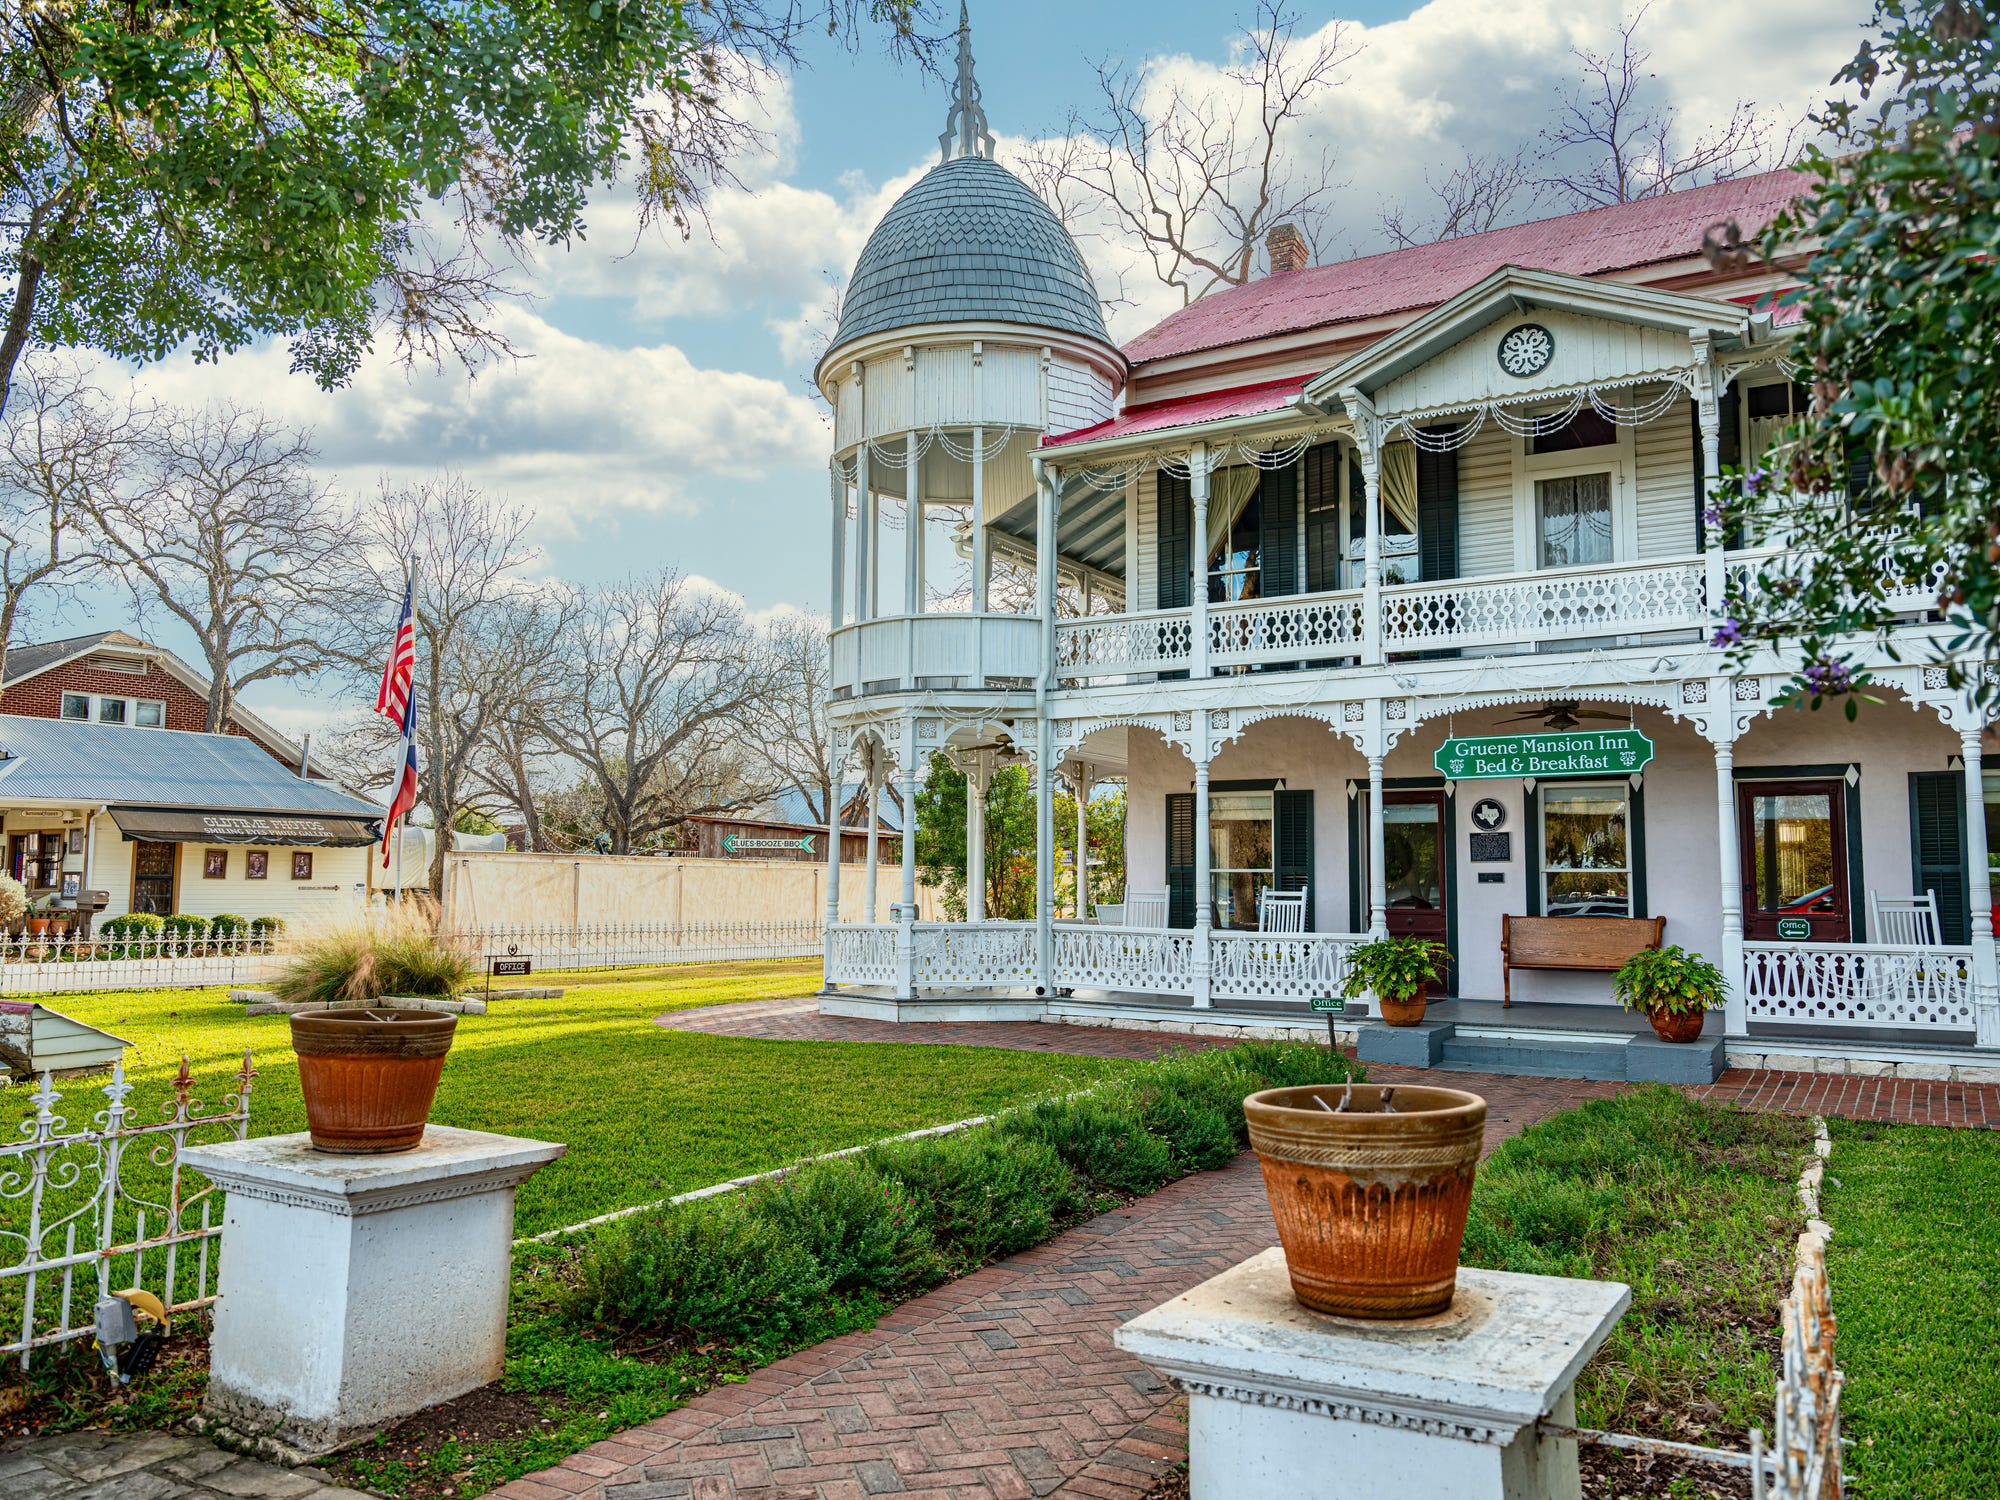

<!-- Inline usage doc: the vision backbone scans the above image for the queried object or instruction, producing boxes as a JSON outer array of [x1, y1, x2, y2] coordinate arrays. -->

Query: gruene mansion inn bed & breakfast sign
[[1433, 730, 1656, 780]]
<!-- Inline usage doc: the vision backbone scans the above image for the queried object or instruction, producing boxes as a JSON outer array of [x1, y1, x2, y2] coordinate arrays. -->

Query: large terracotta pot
[[291, 1010, 458, 1154], [1646, 1006, 1708, 1043], [1376, 992, 1428, 1027], [1245, 1083, 1486, 1319]]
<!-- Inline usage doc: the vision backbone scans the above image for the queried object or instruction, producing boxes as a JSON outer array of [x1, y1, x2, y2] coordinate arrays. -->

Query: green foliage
[[453, 808, 503, 836], [1001, 1090, 1178, 1195], [207, 913, 249, 940], [249, 916, 286, 939], [1825, 1120, 2000, 1497], [1613, 944, 1727, 1016], [915, 753, 1126, 921], [160, 913, 210, 940], [744, 1159, 942, 1298], [269, 907, 474, 1004], [1716, 1, 2000, 708], [1461, 1088, 1809, 1444], [1338, 935, 1450, 1004], [864, 1130, 1084, 1269], [98, 912, 164, 940]]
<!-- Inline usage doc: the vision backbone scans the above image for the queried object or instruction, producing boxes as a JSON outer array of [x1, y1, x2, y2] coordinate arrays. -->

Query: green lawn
[[1825, 1120, 2000, 1499], [0, 961, 1135, 1239]]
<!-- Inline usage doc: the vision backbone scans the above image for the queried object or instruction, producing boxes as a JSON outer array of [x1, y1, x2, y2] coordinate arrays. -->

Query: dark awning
[[107, 807, 381, 848]]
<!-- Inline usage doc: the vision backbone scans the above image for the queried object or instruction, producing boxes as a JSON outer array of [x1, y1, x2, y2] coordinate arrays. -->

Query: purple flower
[[1711, 618, 1743, 649], [1802, 657, 1854, 696], [1702, 505, 1727, 530], [1742, 466, 1765, 499]]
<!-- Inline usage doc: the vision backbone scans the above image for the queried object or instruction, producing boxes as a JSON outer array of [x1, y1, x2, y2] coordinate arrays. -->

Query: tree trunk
[[0, 249, 47, 422]]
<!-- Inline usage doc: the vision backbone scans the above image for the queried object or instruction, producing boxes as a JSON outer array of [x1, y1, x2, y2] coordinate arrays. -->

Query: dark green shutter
[[1157, 471, 1192, 610], [1347, 457, 1367, 550], [1274, 790, 1314, 929], [1260, 463, 1299, 597], [1416, 440, 1458, 582], [1167, 793, 1196, 929], [1304, 444, 1340, 593], [1909, 772, 1970, 943]]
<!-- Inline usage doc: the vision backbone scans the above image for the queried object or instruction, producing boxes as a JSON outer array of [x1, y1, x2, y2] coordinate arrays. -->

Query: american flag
[[376, 572, 416, 726], [381, 693, 420, 868]]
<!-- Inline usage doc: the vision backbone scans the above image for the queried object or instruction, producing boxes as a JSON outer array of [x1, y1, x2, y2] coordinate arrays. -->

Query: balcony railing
[[831, 613, 1042, 697], [1380, 555, 1708, 651]]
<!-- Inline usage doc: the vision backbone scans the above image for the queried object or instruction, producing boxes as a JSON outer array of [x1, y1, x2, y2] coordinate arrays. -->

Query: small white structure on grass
[[0, 1000, 131, 1078]]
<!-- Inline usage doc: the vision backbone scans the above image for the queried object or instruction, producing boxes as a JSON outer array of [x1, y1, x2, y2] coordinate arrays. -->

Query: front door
[[1383, 790, 1449, 959], [1738, 780, 1852, 942], [131, 841, 177, 916]]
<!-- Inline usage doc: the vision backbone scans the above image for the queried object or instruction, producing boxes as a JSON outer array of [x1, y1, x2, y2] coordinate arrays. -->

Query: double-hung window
[[1540, 783, 1631, 916], [1535, 474, 1614, 568]]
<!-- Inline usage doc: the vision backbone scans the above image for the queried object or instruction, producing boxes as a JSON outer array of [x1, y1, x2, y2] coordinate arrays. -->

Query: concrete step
[[1436, 1034, 1630, 1081]]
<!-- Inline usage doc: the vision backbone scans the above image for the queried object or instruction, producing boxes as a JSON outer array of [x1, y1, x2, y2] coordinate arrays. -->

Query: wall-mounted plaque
[[1469, 832, 1512, 863], [1477, 871, 1505, 885]]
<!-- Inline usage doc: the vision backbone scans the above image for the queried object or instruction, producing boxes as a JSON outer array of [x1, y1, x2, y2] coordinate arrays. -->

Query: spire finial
[[939, 2, 995, 163]]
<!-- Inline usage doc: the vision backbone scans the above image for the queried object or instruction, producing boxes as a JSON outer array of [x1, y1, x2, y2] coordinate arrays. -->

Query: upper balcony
[[831, 613, 1042, 697]]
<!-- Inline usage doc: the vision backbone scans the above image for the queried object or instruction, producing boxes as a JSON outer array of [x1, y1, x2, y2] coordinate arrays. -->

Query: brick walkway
[[0, 1429, 357, 1499], [502, 1006, 1998, 1500]]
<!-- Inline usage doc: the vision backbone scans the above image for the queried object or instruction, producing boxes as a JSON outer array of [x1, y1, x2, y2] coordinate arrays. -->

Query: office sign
[[490, 957, 532, 978], [1775, 917, 1813, 941], [1434, 729, 1654, 781], [1309, 996, 1346, 1014]]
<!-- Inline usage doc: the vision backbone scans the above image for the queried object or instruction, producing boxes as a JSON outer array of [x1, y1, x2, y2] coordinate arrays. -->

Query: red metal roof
[[1043, 374, 1311, 449], [1122, 168, 1807, 367]]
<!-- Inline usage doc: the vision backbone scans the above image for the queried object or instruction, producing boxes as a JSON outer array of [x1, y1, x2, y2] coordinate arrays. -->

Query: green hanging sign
[[1434, 729, 1654, 781], [723, 833, 816, 854]]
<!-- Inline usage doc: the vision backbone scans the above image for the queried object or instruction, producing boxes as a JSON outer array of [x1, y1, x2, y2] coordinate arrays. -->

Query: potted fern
[[1339, 935, 1450, 1027], [1613, 944, 1725, 1042]]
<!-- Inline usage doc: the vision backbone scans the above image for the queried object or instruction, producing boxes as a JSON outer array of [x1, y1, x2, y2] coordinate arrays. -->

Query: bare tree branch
[[1378, 148, 1540, 247]]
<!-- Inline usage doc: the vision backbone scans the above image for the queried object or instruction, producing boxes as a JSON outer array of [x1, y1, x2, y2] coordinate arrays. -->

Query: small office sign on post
[[1434, 729, 1654, 780]]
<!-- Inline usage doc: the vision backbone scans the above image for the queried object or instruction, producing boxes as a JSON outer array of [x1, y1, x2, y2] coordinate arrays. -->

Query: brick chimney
[[1266, 222, 1309, 276]]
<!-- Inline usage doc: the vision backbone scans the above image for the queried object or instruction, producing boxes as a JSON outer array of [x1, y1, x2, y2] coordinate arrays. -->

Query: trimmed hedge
[[564, 1040, 1360, 1348]]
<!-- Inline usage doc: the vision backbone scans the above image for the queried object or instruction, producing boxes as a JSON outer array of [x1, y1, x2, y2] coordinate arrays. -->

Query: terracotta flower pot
[[290, 1009, 458, 1154], [1245, 1083, 1486, 1320], [1376, 991, 1428, 1027], [1646, 1006, 1707, 1043], [26, 918, 48, 936]]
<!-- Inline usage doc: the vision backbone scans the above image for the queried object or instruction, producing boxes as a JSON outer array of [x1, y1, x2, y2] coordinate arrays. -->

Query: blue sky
[[62, 0, 1868, 740]]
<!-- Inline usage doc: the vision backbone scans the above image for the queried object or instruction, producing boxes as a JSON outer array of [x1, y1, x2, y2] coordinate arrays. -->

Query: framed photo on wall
[[291, 851, 313, 880], [246, 851, 269, 880], [204, 849, 228, 879], [61, 872, 80, 898], [67, 829, 85, 856]]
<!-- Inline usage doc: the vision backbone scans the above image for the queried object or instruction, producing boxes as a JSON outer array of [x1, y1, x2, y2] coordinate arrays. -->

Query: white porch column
[[822, 742, 844, 987], [1034, 457, 1058, 995], [1694, 338, 1727, 615], [828, 459, 847, 629], [1346, 393, 1385, 666], [904, 430, 922, 688], [1073, 760, 1092, 919], [1963, 726, 1999, 1047], [863, 745, 883, 923], [1711, 700, 1748, 1036], [1367, 751, 1389, 940], [1190, 445, 1212, 678], [895, 719, 920, 999], [1035, 728, 1055, 993], [971, 423, 990, 684], [1193, 738, 1213, 1008], [965, 750, 990, 924], [855, 442, 875, 624]]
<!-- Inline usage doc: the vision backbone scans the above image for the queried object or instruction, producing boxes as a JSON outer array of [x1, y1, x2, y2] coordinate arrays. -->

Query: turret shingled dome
[[827, 155, 1112, 360]]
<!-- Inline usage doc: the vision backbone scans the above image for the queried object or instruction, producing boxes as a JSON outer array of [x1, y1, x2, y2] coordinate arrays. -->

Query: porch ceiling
[[989, 473, 1127, 578]]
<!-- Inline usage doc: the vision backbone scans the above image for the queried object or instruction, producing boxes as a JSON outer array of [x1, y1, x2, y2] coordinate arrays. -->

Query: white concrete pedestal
[[182, 1124, 565, 1459], [1115, 1248, 1629, 1500]]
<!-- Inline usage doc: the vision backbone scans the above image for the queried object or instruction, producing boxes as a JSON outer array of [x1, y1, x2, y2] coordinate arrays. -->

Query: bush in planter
[[1613, 945, 1725, 1040], [1339, 935, 1451, 1017], [271, 906, 476, 1005]]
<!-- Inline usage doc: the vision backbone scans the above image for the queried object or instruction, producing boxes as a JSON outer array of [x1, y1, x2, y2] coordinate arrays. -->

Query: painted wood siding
[[1455, 424, 1515, 577], [1134, 467, 1158, 612], [1634, 399, 1697, 558], [1377, 310, 1695, 419]]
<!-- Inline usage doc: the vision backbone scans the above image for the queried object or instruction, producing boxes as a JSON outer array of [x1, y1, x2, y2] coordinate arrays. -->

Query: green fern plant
[[1613, 945, 1726, 1018], [1339, 935, 1450, 1005]]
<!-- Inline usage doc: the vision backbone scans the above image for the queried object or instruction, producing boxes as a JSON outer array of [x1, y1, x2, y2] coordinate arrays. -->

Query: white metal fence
[[0, 932, 288, 996], [449, 919, 824, 974], [1, 1054, 254, 1369]]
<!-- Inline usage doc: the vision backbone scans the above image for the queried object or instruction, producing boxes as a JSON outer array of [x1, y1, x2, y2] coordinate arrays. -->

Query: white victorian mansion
[[811, 16, 1999, 1087]]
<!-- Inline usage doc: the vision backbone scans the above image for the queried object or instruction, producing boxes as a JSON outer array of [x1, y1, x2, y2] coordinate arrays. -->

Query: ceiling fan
[[1495, 700, 1629, 732]]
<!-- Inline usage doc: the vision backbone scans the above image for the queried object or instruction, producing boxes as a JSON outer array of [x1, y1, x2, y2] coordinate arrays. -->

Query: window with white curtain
[[1536, 473, 1614, 568]]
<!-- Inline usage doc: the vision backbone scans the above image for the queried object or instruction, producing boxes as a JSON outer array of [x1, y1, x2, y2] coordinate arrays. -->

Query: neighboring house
[[0, 715, 382, 927], [677, 785, 904, 864], [814, 19, 1999, 1081], [1, 631, 331, 776]]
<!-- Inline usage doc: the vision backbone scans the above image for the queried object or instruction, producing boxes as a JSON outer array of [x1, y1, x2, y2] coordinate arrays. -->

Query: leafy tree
[[914, 753, 1125, 921], [0, 0, 938, 416], [1711, 0, 2000, 711]]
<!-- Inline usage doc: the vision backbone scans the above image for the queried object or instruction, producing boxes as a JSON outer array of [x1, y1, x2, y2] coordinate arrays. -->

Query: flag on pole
[[376, 570, 417, 726], [381, 694, 420, 868]]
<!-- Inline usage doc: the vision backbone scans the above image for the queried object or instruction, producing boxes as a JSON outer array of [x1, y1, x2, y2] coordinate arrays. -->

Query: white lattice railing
[[1743, 942, 1976, 1030], [1051, 925, 1195, 995], [827, 924, 897, 986], [913, 922, 1037, 988], [1382, 555, 1709, 651], [1054, 608, 1194, 678], [1210, 592, 1363, 667], [1726, 543, 1953, 620], [1210, 932, 1364, 1004]]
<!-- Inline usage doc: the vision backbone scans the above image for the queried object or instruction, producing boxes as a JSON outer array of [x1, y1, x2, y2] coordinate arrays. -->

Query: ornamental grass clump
[[270, 905, 476, 1006]]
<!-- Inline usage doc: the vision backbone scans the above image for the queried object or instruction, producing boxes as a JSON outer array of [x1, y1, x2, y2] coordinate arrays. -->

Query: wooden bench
[[1499, 914, 1666, 1008]]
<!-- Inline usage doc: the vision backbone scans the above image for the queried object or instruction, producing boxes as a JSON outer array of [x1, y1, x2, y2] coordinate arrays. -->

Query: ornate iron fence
[[0, 1054, 255, 1370], [0, 932, 287, 996], [450, 919, 824, 974]]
